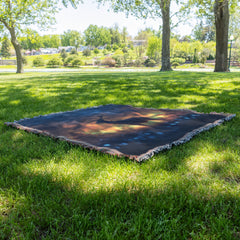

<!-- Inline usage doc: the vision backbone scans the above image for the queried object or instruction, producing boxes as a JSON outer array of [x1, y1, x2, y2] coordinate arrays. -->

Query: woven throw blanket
[[5, 104, 235, 162]]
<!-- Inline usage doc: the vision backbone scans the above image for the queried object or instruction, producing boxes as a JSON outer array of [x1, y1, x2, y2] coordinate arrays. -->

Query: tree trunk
[[160, 0, 172, 71], [9, 27, 24, 73], [214, 0, 229, 72]]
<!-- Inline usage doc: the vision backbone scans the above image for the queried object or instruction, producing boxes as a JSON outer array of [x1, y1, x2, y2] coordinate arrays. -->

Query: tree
[[134, 28, 154, 44], [0, 0, 82, 73], [146, 36, 162, 63], [0, 0, 60, 73], [96, 0, 177, 71], [40, 34, 61, 48], [109, 24, 121, 46], [61, 30, 83, 49], [121, 27, 129, 44], [20, 29, 42, 51], [159, 0, 172, 71], [1, 36, 11, 59], [193, 21, 215, 42], [84, 25, 111, 47], [214, 0, 229, 71], [188, 0, 239, 72]]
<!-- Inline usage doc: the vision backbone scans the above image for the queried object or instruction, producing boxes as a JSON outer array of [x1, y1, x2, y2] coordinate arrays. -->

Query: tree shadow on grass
[[0, 71, 215, 119], [1, 71, 239, 170]]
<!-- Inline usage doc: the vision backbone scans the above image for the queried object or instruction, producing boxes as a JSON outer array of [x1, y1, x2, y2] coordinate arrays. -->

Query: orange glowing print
[[77, 111, 174, 135]]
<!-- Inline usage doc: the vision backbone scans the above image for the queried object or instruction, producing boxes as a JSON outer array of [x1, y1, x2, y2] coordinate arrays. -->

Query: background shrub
[[112, 44, 119, 51], [64, 56, 75, 66], [94, 48, 99, 54], [60, 49, 68, 60], [112, 55, 123, 67], [200, 56, 207, 64], [47, 57, 63, 68], [114, 49, 124, 55], [71, 57, 83, 67], [144, 58, 156, 67], [64, 56, 84, 67], [22, 56, 28, 65], [133, 58, 143, 67], [123, 53, 130, 67], [94, 58, 101, 66], [170, 58, 185, 65], [106, 45, 112, 51], [70, 48, 78, 55], [126, 60, 134, 67], [122, 47, 128, 53], [82, 49, 91, 57], [171, 62, 180, 68], [103, 49, 108, 55], [102, 57, 116, 67], [33, 56, 45, 67]]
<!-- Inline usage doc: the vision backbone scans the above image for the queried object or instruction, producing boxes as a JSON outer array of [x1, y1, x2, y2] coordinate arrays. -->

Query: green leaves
[[62, 0, 83, 9], [84, 25, 111, 47], [0, 0, 82, 73], [61, 30, 83, 48], [0, 36, 11, 58], [0, 0, 60, 31]]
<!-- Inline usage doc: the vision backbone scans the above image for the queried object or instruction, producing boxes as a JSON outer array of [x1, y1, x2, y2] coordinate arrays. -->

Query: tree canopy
[[0, 36, 11, 59], [0, 0, 82, 73], [84, 25, 111, 47], [0, 0, 59, 30], [61, 30, 83, 49], [229, 5, 240, 40]]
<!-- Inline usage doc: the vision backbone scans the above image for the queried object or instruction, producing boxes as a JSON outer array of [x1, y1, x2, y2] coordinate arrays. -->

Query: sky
[[41, 1, 195, 37]]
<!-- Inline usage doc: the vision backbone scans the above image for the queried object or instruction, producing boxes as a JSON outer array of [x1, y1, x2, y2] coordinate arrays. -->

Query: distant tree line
[[2, 26, 240, 67], [13, 25, 130, 52]]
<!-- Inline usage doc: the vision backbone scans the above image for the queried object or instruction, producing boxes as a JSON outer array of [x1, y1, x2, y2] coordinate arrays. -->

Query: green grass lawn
[[0, 71, 239, 239]]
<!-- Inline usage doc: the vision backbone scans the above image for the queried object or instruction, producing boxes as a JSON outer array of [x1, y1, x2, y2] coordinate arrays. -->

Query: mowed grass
[[0, 71, 239, 239]]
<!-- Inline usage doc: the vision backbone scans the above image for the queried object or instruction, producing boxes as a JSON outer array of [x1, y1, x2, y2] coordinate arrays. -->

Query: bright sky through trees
[[40, 1, 195, 37]]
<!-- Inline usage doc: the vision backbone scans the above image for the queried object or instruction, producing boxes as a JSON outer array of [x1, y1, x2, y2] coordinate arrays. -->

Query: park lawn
[[0, 71, 239, 239]]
